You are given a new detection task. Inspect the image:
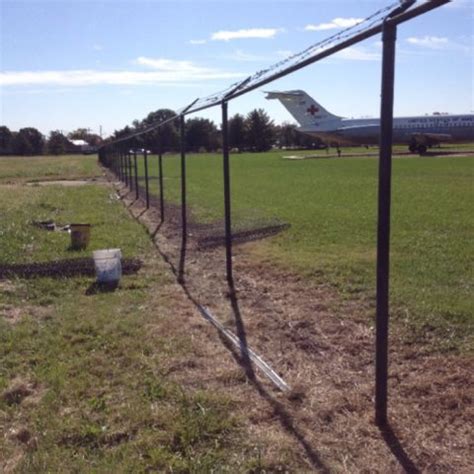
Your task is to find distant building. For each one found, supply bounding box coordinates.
[67,139,95,154]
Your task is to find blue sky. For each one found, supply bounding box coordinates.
[1,0,472,137]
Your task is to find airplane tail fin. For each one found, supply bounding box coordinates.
[265,90,341,128]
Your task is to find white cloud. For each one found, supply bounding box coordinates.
[305,17,363,31]
[406,36,449,49]
[92,44,103,51]
[406,36,470,53]
[189,39,207,45]
[225,49,268,62]
[211,28,283,41]
[0,57,246,87]
[135,56,209,73]
[0,67,245,87]
[334,46,380,61]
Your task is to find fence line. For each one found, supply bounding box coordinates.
[99,0,451,428]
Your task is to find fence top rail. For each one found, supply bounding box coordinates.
[101,0,450,149]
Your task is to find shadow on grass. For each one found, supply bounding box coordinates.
[151,221,164,239]
[0,258,142,280]
[379,424,420,473]
[147,223,421,472]
[147,229,329,471]
[85,281,119,295]
[223,283,329,472]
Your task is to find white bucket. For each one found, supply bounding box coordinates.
[92,248,122,283]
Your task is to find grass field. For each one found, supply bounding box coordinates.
[1,153,472,471]
[137,148,474,351]
[0,155,101,184]
[0,157,275,471]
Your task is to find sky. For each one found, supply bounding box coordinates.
[1,0,473,138]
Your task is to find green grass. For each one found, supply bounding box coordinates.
[0,155,100,183]
[0,157,274,471]
[136,149,474,351]
[0,184,150,265]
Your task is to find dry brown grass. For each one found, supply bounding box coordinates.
[114,176,474,472]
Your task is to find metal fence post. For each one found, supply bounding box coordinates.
[158,146,164,222]
[375,16,398,428]
[178,114,187,283]
[221,101,234,286]
[123,153,128,186]
[128,153,132,189]
[134,151,139,200]
[144,150,150,209]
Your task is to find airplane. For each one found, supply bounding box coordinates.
[265,90,474,154]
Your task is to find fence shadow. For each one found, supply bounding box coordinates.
[85,281,119,295]
[122,191,417,472]
[226,282,255,381]
[149,235,329,471]
[224,284,329,472]
[380,424,420,473]
[151,221,164,239]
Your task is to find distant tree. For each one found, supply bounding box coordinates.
[11,132,32,155]
[68,128,89,140]
[10,128,44,155]
[185,118,220,152]
[132,119,141,129]
[276,122,300,148]
[274,122,325,149]
[107,125,143,152]
[24,127,44,154]
[228,114,246,151]
[87,134,102,147]
[112,126,133,141]
[47,131,70,155]
[0,126,13,155]
[141,109,180,153]
[244,109,276,152]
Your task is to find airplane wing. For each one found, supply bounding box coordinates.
[335,125,378,131]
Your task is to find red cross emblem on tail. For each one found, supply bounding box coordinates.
[307,105,319,115]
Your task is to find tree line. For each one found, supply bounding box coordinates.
[0,126,102,156]
[109,108,324,153]
[1,108,323,156]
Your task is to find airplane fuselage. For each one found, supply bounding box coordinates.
[300,114,474,147]
[266,90,474,154]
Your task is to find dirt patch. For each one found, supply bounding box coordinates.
[2,378,44,406]
[0,304,53,325]
[1,449,24,474]
[0,257,142,280]
[3,425,39,472]
[26,178,107,187]
[113,177,474,472]
[7,426,38,449]
[127,179,290,249]
[0,280,20,293]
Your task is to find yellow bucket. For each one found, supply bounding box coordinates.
[70,224,91,250]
